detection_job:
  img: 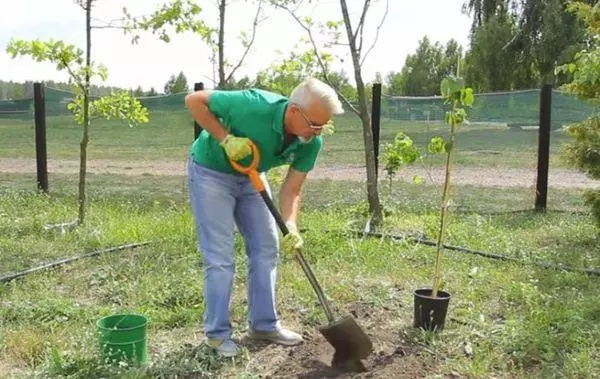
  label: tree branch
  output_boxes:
[61,58,86,95]
[275,4,360,115]
[91,25,127,30]
[360,0,388,67]
[355,0,371,55]
[225,0,264,83]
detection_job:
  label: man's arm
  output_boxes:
[184,90,229,142]
[280,167,307,226]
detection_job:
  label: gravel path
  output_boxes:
[1,158,598,189]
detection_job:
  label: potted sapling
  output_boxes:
[413,72,474,332]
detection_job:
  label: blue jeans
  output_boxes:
[187,159,281,340]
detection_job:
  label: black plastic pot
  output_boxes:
[413,288,451,332]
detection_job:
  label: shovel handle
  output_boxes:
[228,140,336,324]
[229,139,265,193]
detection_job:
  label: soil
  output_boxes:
[237,301,440,379]
[1,158,599,189]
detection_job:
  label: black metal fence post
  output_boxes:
[34,82,48,193]
[193,82,204,140]
[371,83,382,180]
[535,84,552,212]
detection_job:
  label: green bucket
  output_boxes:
[97,314,148,365]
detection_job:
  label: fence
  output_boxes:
[0,81,598,212]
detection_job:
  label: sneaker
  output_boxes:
[248,328,303,346]
[205,338,239,357]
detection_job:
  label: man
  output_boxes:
[184,77,344,357]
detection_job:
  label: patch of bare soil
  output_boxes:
[1,158,598,189]
[240,301,436,379]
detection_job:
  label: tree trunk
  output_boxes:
[218,0,226,88]
[339,0,382,226]
[78,0,92,225]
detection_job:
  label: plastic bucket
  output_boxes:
[97,314,148,365]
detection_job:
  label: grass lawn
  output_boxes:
[1,172,599,378]
[0,111,576,169]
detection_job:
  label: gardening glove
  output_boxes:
[220,134,252,161]
[281,222,303,254]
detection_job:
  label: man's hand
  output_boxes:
[281,222,303,254]
[220,134,252,161]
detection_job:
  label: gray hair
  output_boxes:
[289,77,344,115]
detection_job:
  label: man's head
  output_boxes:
[284,78,344,143]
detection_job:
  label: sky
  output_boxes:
[0,0,473,92]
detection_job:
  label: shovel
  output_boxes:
[228,140,373,371]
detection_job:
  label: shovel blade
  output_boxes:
[318,315,372,360]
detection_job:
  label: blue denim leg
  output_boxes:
[234,173,281,333]
[187,159,238,340]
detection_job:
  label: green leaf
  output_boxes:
[440,75,465,100]
[123,0,211,45]
[413,175,424,184]
[382,131,422,178]
[461,88,474,107]
[428,136,446,154]
[90,91,150,126]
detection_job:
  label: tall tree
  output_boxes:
[463,0,510,34]
[464,0,595,86]
[164,71,189,94]
[516,0,592,84]
[7,0,149,226]
[273,0,390,227]
[399,37,464,95]
[385,71,405,96]
[133,85,144,97]
[464,11,522,91]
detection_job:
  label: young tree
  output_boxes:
[123,0,266,89]
[555,1,600,229]
[6,0,149,226]
[273,0,389,227]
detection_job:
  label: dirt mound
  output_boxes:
[242,302,435,378]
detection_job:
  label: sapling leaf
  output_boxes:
[428,136,446,154]
[441,76,465,99]
[461,88,474,107]
[413,175,424,184]
[445,111,453,125]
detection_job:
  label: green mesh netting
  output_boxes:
[0,98,33,120]
[381,89,598,128]
[42,87,187,116]
[2,86,596,127]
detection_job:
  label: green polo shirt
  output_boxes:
[189,88,323,174]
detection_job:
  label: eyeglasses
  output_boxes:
[295,105,324,130]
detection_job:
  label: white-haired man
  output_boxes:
[184,78,344,357]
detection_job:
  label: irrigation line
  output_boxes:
[0,241,152,284]
[325,229,600,277]
[2,225,599,284]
